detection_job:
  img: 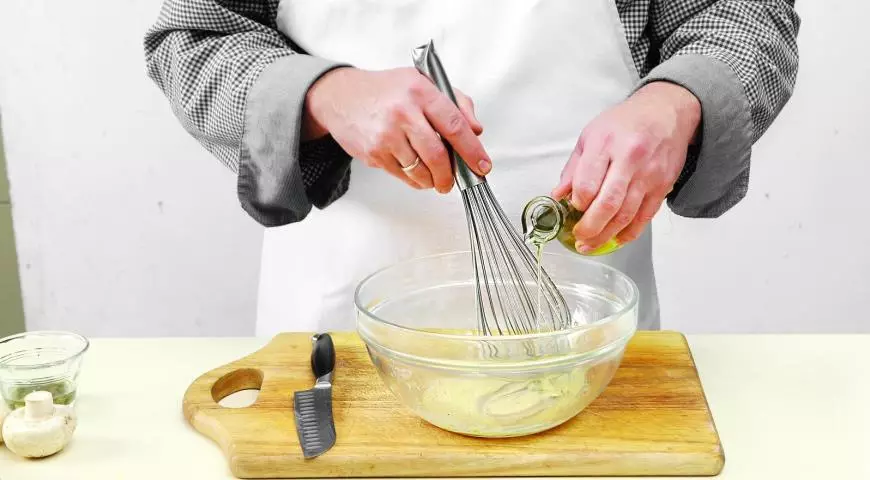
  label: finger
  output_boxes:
[551,135,603,203]
[365,142,424,191]
[615,194,665,244]
[579,182,645,251]
[573,159,631,241]
[551,163,574,200]
[569,143,610,212]
[454,89,483,135]
[551,144,579,200]
[421,94,492,177]
[380,156,425,190]
[393,136,434,189]
[551,180,572,201]
[403,110,455,194]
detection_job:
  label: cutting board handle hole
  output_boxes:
[212,368,263,408]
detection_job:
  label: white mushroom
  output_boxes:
[0,401,9,444]
[2,391,77,458]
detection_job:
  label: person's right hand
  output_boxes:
[302,67,492,193]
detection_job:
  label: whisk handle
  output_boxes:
[412,40,484,191]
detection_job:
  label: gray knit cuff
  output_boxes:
[636,53,754,218]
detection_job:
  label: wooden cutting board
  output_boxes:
[182,331,724,478]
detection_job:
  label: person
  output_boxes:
[143,1,800,336]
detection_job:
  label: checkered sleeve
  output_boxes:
[638,0,801,218]
[143,0,353,227]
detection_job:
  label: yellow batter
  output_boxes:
[401,329,592,436]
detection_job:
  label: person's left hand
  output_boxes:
[551,81,702,252]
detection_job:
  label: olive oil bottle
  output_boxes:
[521,196,622,256]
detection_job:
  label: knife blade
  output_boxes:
[293,332,336,459]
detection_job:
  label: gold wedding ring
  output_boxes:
[401,157,422,173]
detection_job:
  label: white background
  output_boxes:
[0,1,866,337]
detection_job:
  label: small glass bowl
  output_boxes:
[0,331,89,411]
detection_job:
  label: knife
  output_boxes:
[293,333,337,459]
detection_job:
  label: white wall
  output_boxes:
[0,1,866,337]
[0,0,264,337]
[651,1,870,333]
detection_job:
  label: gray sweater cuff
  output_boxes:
[238,54,353,227]
[636,53,754,218]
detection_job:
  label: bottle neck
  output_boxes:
[521,196,566,245]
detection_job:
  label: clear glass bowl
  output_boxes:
[0,331,89,411]
[355,250,638,438]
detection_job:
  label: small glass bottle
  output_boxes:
[521,196,622,256]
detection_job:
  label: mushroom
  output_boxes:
[2,391,77,458]
[0,401,9,444]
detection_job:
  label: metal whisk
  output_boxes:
[412,40,572,336]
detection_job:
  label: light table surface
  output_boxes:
[1,334,868,479]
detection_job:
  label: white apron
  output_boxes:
[257,0,660,336]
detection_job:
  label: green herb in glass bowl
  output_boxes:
[3,380,77,411]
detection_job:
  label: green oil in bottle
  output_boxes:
[521,196,623,257]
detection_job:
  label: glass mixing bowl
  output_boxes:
[0,331,89,411]
[355,250,638,438]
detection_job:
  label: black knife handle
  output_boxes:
[311,333,335,378]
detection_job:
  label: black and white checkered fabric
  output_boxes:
[144,0,294,173]
[143,0,799,207]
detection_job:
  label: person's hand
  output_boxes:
[551,81,701,252]
[302,66,491,193]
